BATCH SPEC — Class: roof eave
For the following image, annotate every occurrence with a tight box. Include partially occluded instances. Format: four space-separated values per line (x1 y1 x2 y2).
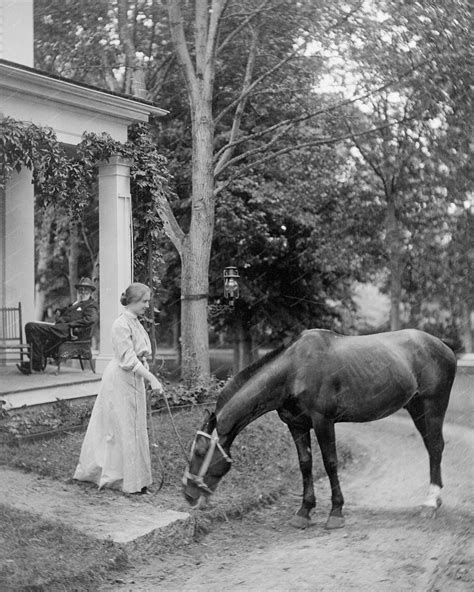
0 60 168 121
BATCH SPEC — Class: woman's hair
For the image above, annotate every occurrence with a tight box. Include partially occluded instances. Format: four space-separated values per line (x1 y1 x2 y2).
120 283 150 306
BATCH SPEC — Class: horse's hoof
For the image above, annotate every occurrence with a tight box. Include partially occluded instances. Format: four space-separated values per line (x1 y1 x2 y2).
195 495 208 510
289 515 311 529
420 504 440 519
325 515 345 530
420 496 441 518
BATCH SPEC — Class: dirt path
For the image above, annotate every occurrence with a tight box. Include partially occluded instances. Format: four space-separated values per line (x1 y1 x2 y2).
102 415 474 591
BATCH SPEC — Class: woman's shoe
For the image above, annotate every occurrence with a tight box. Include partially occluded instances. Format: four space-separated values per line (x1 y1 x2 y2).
130 486 151 495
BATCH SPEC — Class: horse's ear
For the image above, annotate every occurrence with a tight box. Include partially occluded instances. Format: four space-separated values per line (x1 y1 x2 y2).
207 411 217 432
201 409 216 431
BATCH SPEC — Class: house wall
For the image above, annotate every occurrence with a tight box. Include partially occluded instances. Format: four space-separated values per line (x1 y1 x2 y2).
0 0 33 67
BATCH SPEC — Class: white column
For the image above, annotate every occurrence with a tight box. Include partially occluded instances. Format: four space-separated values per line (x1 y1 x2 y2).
95 156 133 372
2 168 35 322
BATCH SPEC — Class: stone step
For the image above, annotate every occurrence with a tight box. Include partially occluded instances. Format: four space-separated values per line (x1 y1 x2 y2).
1 467 191 547
0 364 101 410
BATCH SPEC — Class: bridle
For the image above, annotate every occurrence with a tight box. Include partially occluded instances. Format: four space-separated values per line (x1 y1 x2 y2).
182 429 232 495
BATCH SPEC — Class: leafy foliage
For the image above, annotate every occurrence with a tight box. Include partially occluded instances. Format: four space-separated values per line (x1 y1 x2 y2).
0 399 93 440
28 0 474 357
149 376 225 411
1 117 172 304
0 378 223 440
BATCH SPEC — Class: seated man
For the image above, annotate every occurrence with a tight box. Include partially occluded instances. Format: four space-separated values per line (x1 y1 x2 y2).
17 277 99 374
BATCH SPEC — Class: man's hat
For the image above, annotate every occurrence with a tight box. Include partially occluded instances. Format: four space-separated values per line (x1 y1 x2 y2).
75 277 96 291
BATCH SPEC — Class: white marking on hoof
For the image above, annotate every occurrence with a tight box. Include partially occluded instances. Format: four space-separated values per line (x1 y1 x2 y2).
422 484 442 509
420 505 438 519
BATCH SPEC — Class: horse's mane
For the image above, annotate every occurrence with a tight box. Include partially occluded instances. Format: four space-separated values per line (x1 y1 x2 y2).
216 344 288 411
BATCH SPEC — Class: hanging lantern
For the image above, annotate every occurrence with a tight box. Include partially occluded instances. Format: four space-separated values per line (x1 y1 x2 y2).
223 266 240 302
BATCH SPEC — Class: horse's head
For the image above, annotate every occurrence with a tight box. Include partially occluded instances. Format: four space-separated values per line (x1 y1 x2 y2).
182 411 232 508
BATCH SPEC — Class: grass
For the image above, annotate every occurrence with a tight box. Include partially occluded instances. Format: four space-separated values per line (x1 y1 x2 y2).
0 406 352 590
0 407 304 507
0 503 128 592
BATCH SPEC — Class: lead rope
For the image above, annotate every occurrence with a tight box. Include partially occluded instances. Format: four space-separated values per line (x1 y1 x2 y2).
146 388 165 493
157 389 190 464
146 385 191 494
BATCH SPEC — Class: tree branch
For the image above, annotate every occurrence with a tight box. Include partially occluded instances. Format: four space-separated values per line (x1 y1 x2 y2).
148 55 176 98
207 0 228 58
167 0 198 103
80 220 96 268
202 0 228 90
154 188 185 255
214 120 403 197
195 0 208 81
214 35 310 127
217 0 271 53
117 0 136 94
344 117 387 186
216 123 292 175
214 25 258 177
213 64 420 171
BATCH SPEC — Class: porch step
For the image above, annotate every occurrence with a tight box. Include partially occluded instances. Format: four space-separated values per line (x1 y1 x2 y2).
458 353 474 368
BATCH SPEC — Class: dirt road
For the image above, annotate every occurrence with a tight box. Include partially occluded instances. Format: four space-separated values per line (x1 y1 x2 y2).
104 414 474 591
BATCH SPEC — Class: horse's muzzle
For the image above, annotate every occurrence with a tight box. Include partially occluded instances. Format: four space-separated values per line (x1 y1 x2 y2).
183 488 199 506
183 485 209 508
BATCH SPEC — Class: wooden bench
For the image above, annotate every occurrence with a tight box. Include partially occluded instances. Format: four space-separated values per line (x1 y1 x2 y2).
0 302 32 370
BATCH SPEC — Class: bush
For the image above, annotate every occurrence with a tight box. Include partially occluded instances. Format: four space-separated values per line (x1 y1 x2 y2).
0 399 93 440
0 378 224 441
150 375 225 410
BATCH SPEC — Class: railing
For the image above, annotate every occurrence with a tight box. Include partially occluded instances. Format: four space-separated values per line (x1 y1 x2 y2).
0 302 32 369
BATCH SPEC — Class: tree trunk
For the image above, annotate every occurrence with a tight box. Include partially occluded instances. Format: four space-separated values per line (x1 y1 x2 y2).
68 222 80 301
148 237 157 362
386 199 404 331
34 286 46 321
461 300 473 353
166 0 224 381
171 310 180 350
179 67 215 380
181 232 212 380
232 319 253 373
34 212 54 320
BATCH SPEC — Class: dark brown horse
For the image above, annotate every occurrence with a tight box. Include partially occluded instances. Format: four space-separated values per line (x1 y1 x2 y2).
183 329 456 529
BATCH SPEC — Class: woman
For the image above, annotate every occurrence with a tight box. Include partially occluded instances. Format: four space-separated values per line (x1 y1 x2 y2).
74 283 163 494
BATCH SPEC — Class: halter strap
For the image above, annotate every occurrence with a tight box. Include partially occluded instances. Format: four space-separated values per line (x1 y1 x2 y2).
183 429 232 494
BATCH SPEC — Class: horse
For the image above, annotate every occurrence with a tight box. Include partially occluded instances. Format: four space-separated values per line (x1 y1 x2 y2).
182 329 456 529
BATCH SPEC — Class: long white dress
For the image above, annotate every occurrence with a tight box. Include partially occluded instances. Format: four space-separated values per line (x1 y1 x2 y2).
73 310 153 493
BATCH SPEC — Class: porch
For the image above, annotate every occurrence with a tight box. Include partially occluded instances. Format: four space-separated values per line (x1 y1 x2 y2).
0 364 101 410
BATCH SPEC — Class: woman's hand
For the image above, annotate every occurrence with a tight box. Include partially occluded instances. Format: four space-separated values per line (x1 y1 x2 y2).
149 376 164 394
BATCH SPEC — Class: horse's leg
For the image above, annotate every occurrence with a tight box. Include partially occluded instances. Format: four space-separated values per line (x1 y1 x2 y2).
404 395 446 512
278 410 315 529
288 426 316 529
313 415 345 529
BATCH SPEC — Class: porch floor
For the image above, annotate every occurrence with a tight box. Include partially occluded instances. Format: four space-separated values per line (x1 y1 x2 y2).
0 364 101 410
